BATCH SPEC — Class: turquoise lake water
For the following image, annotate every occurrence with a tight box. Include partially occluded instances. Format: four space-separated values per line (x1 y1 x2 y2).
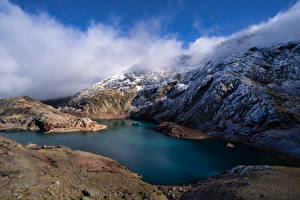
1 119 284 185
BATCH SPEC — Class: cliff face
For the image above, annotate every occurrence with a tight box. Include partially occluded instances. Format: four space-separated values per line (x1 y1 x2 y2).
69 41 300 158
0 96 106 133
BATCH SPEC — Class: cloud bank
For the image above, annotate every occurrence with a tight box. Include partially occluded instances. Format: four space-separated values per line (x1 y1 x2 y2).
0 0 300 99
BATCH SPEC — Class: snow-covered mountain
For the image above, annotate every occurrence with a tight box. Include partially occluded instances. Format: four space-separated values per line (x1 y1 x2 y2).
69 72 178 118
69 40 300 159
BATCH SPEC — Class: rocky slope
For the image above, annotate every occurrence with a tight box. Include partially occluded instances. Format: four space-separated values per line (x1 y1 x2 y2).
160 165 300 200
0 96 106 133
69 41 300 159
0 135 166 200
69 72 176 118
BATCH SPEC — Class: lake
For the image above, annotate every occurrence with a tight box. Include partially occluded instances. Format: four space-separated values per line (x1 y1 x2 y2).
0 119 284 185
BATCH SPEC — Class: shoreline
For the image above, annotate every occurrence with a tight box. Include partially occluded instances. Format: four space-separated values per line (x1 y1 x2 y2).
0 122 299 200
153 121 211 140
151 121 300 167
0 135 167 200
0 123 107 134
1 133 300 200
63 115 300 167
2 116 300 184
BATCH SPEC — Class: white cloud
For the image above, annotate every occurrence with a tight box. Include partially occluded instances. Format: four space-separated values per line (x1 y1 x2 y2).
0 0 300 99
228 1 300 49
187 0 300 69
247 1 300 41
0 0 184 99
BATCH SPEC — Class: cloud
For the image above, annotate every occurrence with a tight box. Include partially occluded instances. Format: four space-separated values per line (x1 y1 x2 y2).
188 0 300 68
244 0 300 45
0 0 184 99
0 0 300 100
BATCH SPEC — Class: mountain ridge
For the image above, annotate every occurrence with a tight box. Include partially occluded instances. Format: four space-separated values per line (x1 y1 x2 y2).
67 40 300 159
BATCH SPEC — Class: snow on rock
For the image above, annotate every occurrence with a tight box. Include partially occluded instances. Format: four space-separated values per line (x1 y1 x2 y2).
69 40 300 159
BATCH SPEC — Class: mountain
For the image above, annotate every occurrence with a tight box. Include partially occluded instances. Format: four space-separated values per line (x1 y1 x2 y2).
0 96 106 133
69 72 176 118
68 41 300 159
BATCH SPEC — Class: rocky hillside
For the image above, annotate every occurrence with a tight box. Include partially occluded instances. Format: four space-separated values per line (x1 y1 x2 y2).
0 135 166 200
69 41 300 159
160 165 300 200
69 72 178 118
0 96 106 133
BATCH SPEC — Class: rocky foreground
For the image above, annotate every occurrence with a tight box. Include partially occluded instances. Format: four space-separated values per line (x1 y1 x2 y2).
0 96 106 133
160 165 300 200
0 135 166 200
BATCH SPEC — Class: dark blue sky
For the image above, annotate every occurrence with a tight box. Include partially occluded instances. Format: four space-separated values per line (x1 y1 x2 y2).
11 0 295 42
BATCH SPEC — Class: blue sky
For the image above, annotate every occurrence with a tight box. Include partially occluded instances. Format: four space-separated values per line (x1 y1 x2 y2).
1 0 300 99
10 0 296 42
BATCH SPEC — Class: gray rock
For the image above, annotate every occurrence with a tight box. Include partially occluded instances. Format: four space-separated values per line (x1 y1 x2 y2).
70 41 300 159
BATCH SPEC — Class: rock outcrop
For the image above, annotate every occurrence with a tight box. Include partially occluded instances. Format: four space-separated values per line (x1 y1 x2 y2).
0 96 106 133
153 122 210 139
0 135 166 200
69 41 300 159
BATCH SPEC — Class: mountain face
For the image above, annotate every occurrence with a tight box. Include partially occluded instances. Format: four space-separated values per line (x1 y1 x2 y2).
69 41 300 159
69 72 177 118
0 96 106 133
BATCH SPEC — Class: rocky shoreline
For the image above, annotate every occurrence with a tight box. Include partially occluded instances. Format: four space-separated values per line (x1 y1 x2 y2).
153 122 210 139
0 135 166 200
0 96 106 133
1 134 300 200
153 121 300 166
